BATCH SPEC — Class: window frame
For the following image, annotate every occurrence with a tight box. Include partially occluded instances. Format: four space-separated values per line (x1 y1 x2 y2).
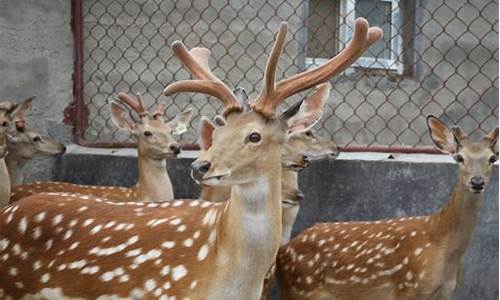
306 0 403 74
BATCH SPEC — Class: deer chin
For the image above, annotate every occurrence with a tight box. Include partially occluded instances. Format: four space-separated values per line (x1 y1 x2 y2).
282 160 308 172
149 151 177 160
281 199 300 208
467 184 485 195
199 172 231 186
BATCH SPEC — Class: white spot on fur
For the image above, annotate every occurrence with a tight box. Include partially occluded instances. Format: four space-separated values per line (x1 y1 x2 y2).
172 265 187 281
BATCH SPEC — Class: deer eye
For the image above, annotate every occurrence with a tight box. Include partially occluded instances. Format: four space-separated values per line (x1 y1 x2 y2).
144 131 153 137
454 154 464 163
247 132 261 143
305 131 313 137
489 155 497 164
1 121 8 127
32 136 41 142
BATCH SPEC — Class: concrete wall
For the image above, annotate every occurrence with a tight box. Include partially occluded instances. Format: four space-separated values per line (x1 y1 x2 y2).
25 151 499 300
79 0 498 147
0 0 496 147
0 0 73 142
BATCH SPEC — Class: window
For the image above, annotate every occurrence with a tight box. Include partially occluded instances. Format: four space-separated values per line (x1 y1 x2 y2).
306 0 403 73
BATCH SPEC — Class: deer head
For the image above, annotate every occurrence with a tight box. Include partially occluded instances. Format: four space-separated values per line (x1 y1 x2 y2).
0 98 66 160
427 115 498 194
111 93 192 159
164 16 380 187
0 101 28 155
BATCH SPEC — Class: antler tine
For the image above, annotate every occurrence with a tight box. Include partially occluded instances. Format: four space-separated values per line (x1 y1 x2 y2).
135 93 147 114
163 41 240 110
251 22 288 117
261 22 288 100
252 18 382 117
275 18 381 99
153 102 167 118
117 92 148 117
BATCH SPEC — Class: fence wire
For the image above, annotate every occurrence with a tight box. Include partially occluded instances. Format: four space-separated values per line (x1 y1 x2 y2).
78 0 499 150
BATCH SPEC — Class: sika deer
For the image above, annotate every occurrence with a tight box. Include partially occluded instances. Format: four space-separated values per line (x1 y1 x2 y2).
0 98 66 187
0 103 28 207
276 115 498 300
9 93 192 203
198 82 339 244
0 18 380 299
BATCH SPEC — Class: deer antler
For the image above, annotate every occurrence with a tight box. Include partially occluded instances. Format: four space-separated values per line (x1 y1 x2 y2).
117 92 148 117
251 18 383 117
163 42 241 113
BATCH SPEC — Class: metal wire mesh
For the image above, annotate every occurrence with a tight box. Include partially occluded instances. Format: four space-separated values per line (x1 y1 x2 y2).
77 0 498 150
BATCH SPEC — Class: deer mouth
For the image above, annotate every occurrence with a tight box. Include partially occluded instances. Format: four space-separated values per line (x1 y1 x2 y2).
282 161 309 172
281 190 304 207
306 152 339 160
198 173 230 186
470 186 484 194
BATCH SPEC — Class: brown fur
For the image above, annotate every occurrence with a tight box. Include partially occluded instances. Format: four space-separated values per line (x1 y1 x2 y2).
0 110 286 300
0 99 66 187
9 102 192 204
276 117 498 300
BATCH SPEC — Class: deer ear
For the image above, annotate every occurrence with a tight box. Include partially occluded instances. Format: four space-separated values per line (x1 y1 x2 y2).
167 108 193 135
233 87 250 111
110 101 135 132
484 127 499 155
198 117 216 150
6 96 35 121
213 115 226 126
426 116 462 154
281 82 329 136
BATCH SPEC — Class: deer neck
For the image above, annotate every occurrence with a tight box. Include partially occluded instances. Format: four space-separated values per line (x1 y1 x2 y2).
200 184 231 202
5 154 25 187
434 176 482 259
134 155 173 202
281 170 299 244
214 168 282 298
0 134 11 207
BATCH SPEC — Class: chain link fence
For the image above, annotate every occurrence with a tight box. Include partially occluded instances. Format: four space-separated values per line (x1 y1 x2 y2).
74 0 498 151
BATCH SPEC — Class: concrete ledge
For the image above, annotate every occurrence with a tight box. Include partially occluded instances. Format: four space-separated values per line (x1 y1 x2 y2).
65 144 462 163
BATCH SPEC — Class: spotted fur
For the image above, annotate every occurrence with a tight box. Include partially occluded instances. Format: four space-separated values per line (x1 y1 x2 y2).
0 193 224 299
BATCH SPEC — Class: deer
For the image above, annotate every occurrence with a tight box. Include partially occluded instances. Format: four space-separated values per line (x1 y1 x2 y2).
198 82 339 245
275 115 499 300
0 18 381 300
9 92 192 203
0 102 29 207
0 98 66 187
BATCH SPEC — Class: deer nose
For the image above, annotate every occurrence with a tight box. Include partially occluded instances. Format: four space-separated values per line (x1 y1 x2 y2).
302 155 311 167
169 144 181 155
191 160 211 181
61 145 67 154
470 176 485 189
296 190 305 202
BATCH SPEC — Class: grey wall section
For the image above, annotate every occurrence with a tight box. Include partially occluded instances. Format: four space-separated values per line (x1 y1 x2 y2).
0 0 73 143
28 154 499 300
79 0 498 147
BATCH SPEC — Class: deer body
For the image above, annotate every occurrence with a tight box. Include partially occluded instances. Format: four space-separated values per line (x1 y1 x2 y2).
0 18 380 299
276 116 498 300
0 102 27 207
10 155 173 203
9 95 192 204
0 164 282 299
